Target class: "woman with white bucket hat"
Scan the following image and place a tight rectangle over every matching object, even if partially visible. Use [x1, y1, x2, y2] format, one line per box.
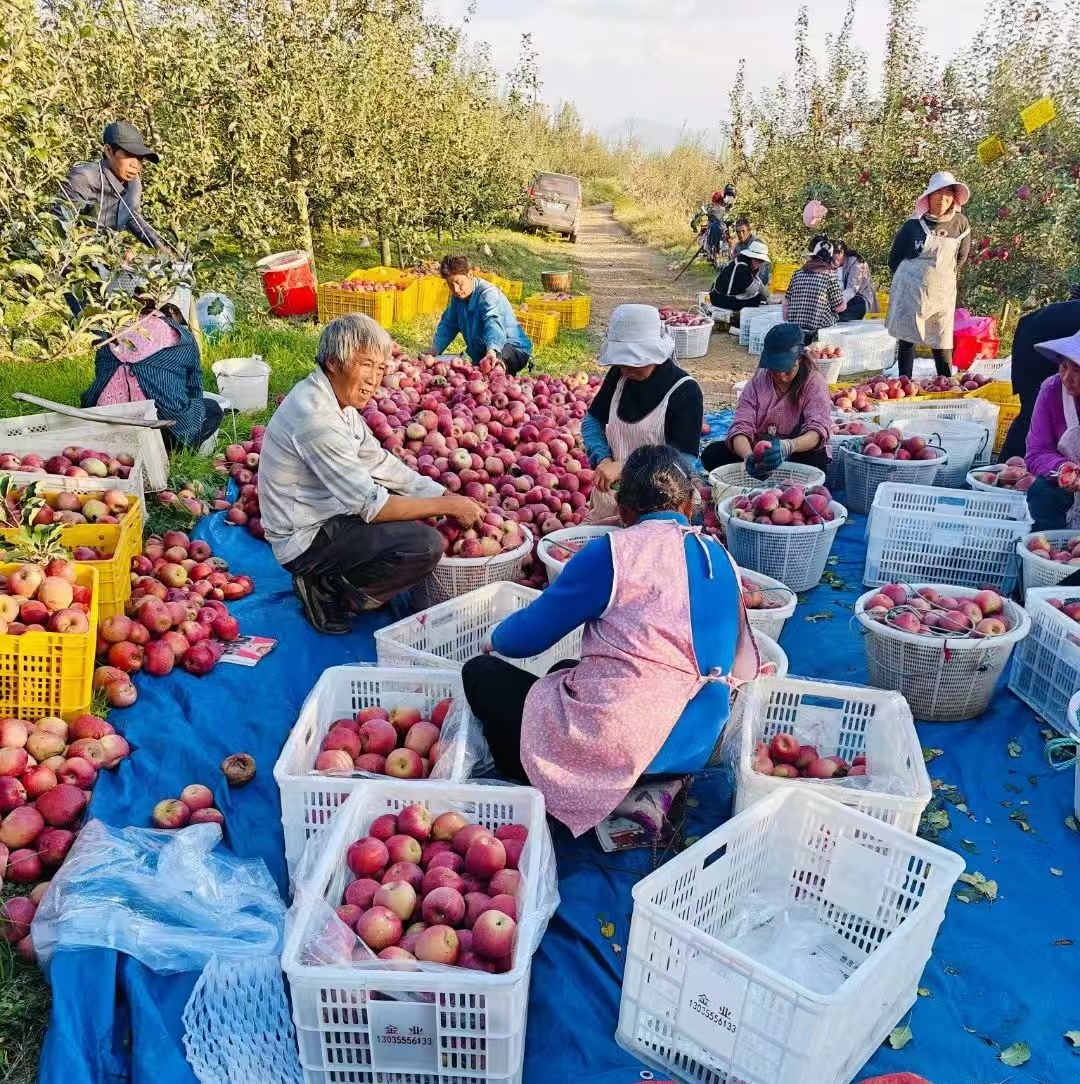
[581, 304, 704, 521]
[887, 170, 972, 378]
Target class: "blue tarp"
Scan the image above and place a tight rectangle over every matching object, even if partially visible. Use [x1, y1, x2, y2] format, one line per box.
[39, 485, 1079, 1084]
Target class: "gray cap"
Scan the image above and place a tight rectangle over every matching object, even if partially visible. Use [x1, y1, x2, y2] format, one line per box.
[103, 121, 159, 163]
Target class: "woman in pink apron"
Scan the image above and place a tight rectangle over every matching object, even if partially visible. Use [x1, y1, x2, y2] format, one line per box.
[886, 171, 972, 378]
[461, 445, 760, 837]
[581, 305, 704, 522]
[1022, 330, 1080, 532]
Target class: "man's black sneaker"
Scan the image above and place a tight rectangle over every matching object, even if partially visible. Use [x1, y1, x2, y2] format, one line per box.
[293, 574, 350, 635]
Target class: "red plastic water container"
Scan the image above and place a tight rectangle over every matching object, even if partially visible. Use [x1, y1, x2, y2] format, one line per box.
[256, 250, 317, 318]
[952, 308, 999, 370]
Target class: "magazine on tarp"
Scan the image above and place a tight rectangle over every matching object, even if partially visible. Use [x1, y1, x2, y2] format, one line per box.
[594, 776, 690, 853]
[217, 635, 277, 666]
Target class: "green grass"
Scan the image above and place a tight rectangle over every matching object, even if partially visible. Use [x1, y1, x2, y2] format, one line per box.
[0, 938, 50, 1084]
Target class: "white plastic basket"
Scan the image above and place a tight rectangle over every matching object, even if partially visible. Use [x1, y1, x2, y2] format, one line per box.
[669, 319, 712, 360]
[739, 304, 782, 347]
[536, 524, 619, 584]
[877, 399, 999, 467]
[739, 568, 797, 639]
[212, 355, 270, 412]
[813, 357, 844, 384]
[283, 780, 547, 1084]
[1017, 530, 1080, 596]
[1008, 587, 1080, 735]
[616, 789, 964, 1084]
[718, 496, 847, 593]
[854, 583, 1030, 721]
[753, 630, 788, 679]
[732, 676, 931, 832]
[816, 325, 897, 376]
[0, 402, 169, 491]
[748, 311, 786, 355]
[708, 461, 826, 505]
[825, 426, 880, 491]
[415, 526, 534, 608]
[374, 582, 581, 676]
[273, 665, 479, 872]
[864, 483, 1031, 593]
[888, 415, 989, 488]
[840, 444, 945, 515]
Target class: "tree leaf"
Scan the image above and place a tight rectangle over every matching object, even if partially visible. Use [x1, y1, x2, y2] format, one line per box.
[1065, 1030, 1080, 1047]
[999, 1041, 1030, 1066]
[1007, 740, 1022, 757]
[887, 1025, 913, 1050]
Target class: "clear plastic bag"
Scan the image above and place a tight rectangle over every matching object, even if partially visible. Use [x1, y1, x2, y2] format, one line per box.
[32, 820, 286, 975]
[429, 695, 493, 781]
[196, 292, 236, 339]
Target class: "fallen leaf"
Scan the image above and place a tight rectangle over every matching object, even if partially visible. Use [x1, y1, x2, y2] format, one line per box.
[1065, 1031, 1080, 1047]
[925, 809, 951, 831]
[999, 1041, 1031, 1067]
[963, 1026, 977, 1034]
[958, 871, 998, 901]
[805, 610, 834, 622]
[1054, 938, 1073, 946]
[1051, 868, 1063, 876]
[887, 1025, 913, 1050]
[955, 803, 969, 814]
[1067, 816, 1079, 833]
[945, 965, 960, 975]
[917, 987, 931, 997]
[598, 921, 615, 939]
[611, 943, 622, 955]
[923, 747, 944, 763]
[960, 839, 979, 853]
[1008, 740, 1022, 758]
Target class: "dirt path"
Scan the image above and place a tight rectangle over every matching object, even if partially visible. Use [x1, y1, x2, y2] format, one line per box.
[573, 203, 756, 409]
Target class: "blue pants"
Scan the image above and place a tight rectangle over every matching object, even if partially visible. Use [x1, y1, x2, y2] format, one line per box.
[1027, 476, 1072, 532]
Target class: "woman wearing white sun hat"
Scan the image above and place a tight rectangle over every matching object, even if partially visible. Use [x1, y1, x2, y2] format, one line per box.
[582, 304, 704, 521]
[887, 170, 972, 378]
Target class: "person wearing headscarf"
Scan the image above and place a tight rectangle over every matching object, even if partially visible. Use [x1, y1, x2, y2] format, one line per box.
[887, 171, 972, 378]
[833, 239, 880, 322]
[701, 322, 832, 476]
[783, 238, 846, 342]
[581, 304, 703, 520]
[460, 444, 759, 837]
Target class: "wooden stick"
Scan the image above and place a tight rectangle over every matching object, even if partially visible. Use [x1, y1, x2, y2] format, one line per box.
[11, 393, 176, 429]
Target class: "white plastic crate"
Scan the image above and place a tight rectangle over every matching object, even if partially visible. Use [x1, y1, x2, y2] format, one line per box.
[718, 496, 847, 593]
[374, 582, 582, 675]
[536, 524, 619, 583]
[1017, 530, 1080, 596]
[739, 568, 797, 640]
[0, 464, 146, 522]
[816, 325, 896, 376]
[616, 789, 964, 1084]
[0, 402, 169, 490]
[748, 312, 786, 356]
[414, 526, 534, 608]
[670, 320, 712, 360]
[864, 483, 1030, 593]
[854, 584, 1030, 721]
[877, 399, 999, 468]
[1009, 587, 1080, 734]
[283, 780, 548, 1084]
[273, 666, 478, 872]
[739, 305, 783, 347]
[888, 415, 989, 488]
[731, 676, 931, 833]
[840, 445, 946, 515]
[708, 461, 826, 505]
[968, 354, 1012, 381]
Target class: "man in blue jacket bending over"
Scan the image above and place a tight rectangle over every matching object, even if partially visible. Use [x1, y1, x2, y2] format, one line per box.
[425, 255, 533, 374]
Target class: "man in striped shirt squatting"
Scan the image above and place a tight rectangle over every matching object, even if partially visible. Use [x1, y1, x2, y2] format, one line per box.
[259, 315, 487, 634]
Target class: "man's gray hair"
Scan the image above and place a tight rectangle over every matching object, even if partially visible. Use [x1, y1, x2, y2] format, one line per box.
[316, 314, 392, 374]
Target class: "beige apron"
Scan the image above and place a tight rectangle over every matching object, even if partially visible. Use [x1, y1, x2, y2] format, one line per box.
[886, 217, 969, 350]
[587, 374, 693, 522]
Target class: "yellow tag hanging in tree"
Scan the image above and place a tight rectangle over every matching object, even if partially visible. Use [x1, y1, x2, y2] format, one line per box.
[1020, 97, 1056, 133]
[977, 135, 1006, 166]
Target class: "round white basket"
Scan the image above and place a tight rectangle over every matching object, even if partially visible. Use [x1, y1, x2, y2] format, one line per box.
[668, 319, 712, 360]
[854, 583, 1030, 721]
[752, 630, 788, 679]
[739, 305, 782, 346]
[813, 357, 844, 384]
[416, 525, 534, 607]
[831, 408, 881, 424]
[826, 423, 881, 491]
[966, 463, 1007, 493]
[537, 524, 619, 584]
[840, 445, 946, 515]
[717, 496, 848, 593]
[1017, 530, 1080, 596]
[708, 460, 826, 505]
[739, 568, 797, 639]
[889, 415, 989, 488]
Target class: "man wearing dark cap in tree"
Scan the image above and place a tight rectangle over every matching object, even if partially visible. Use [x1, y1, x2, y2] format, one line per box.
[57, 120, 174, 256]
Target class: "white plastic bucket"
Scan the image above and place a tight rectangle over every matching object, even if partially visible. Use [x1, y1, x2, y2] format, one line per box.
[212, 356, 270, 412]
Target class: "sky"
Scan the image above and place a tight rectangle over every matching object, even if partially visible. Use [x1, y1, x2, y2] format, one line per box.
[427, 0, 996, 145]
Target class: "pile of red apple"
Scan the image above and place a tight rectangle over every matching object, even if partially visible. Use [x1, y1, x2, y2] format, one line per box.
[214, 428, 266, 540]
[151, 782, 226, 830]
[0, 710, 131, 962]
[336, 803, 526, 971]
[752, 732, 866, 780]
[12, 484, 135, 529]
[851, 429, 942, 461]
[313, 700, 453, 779]
[1024, 533, 1080, 566]
[1046, 597, 1080, 623]
[659, 308, 709, 328]
[861, 583, 1012, 638]
[0, 559, 93, 637]
[0, 447, 136, 481]
[537, 291, 572, 301]
[154, 486, 212, 519]
[805, 343, 844, 361]
[829, 420, 875, 437]
[740, 577, 793, 611]
[728, 483, 836, 527]
[329, 280, 397, 293]
[831, 375, 918, 407]
[916, 372, 993, 395]
[973, 456, 1034, 491]
[830, 386, 877, 413]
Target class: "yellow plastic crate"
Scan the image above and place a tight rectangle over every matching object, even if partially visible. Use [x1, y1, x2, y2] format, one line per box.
[502, 279, 524, 303]
[771, 262, 798, 293]
[516, 307, 560, 347]
[0, 563, 98, 720]
[392, 278, 419, 323]
[964, 381, 1020, 454]
[416, 275, 445, 315]
[317, 284, 396, 328]
[523, 294, 591, 330]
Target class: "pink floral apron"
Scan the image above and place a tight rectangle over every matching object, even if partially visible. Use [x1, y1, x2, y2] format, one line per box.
[519, 518, 760, 836]
[1058, 383, 1080, 529]
[587, 374, 693, 522]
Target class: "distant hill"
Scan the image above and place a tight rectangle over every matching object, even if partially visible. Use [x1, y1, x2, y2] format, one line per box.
[600, 116, 723, 153]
